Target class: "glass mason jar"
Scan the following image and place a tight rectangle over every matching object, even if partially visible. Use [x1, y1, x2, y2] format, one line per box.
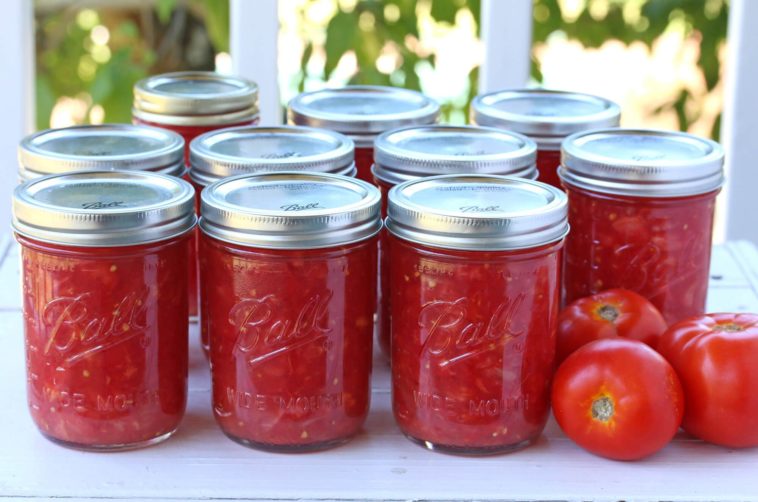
[471, 89, 620, 189]
[371, 125, 539, 360]
[287, 86, 440, 183]
[190, 125, 358, 355]
[13, 171, 196, 451]
[132, 71, 260, 165]
[133, 72, 258, 318]
[199, 172, 381, 452]
[386, 175, 568, 454]
[17, 124, 185, 182]
[560, 129, 725, 325]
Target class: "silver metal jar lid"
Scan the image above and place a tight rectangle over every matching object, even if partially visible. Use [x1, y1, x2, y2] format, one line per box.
[13, 171, 196, 247]
[470, 89, 621, 150]
[386, 174, 568, 251]
[189, 126, 357, 187]
[287, 86, 440, 147]
[559, 129, 725, 197]
[18, 124, 185, 181]
[133, 71, 259, 126]
[372, 125, 538, 186]
[200, 172, 382, 249]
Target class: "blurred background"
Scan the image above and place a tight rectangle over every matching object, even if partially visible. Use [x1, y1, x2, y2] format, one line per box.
[36, 0, 727, 139]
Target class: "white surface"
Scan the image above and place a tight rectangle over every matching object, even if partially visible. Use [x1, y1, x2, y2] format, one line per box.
[230, 0, 280, 125]
[722, 0, 758, 244]
[479, 0, 533, 92]
[0, 0, 34, 227]
[2, 240, 758, 501]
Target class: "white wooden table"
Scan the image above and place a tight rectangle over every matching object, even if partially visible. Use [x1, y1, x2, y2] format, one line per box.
[2, 237, 758, 501]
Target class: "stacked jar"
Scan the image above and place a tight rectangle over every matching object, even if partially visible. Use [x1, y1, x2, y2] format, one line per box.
[18, 124, 185, 182]
[132, 71, 259, 318]
[287, 86, 440, 183]
[13, 171, 196, 451]
[471, 89, 620, 189]
[371, 125, 539, 359]
[199, 172, 381, 451]
[386, 174, 568, 454]
[560, 129, 725, 324]
[189, 126, 358, 354]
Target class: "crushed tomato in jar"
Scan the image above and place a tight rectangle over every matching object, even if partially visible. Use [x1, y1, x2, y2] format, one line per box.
[471, 89, 620, 189]
[386, 174, 568, 454]
[199, 172, 381, 451]
[371, 125, 538, 360]
[13, 171, 196, 451]
[132, 71, 259, 319]
[560, 128, 725, 324]
[287, 86, 440, 183]
[189, 125, 358, 355]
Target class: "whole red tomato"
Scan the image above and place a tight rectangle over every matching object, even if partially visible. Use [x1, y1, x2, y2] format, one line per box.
[657, 313, 758, 448]
[556, 288, 667, 365]
[552, 338, 684, 461]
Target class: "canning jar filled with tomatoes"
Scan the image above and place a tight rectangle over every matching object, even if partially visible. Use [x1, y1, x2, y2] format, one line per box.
[200, 172, 381, 452]
[13, 171, 196, 451]
[560, 129, 725, 325]
[287, 86, 440, 183]
[133, 72, 258, 319]
[470, 89, 620, 188]
[18, 124, 185, 182]
[386, 175, 568, 454]
[190, 126, 358, 354]
[132, 71, 260, 165]
[371, 125, 538, 359]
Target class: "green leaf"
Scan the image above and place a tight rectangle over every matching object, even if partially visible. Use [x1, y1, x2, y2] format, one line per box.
[194, 0, 230, 53]
[156, 0, 177, 24]
[431, 0, 459, 24]
[35, 75, 57, 129]
[325, 10, 358, 77]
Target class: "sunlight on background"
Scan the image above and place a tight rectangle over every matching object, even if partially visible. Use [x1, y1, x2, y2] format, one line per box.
[37, 0, 728, 242]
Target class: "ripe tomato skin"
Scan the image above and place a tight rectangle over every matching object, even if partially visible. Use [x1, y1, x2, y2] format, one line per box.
[556, 289, 668, 365]
[552, 339, 684, 461]
[657, 313, 758, 448]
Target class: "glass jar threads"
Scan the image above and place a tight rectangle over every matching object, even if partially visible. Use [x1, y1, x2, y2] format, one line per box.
[287, 86, 440, 183]
[13, 171, 196, 451]
[471, 89, 620, 188]
[18, 124, 185, 182]
[372, 125, 539, 358]
[132, 71, 260, 163]
[560, 129, 725, 325]
[199, 172, 381, 452]
[386, 175, 568, 454]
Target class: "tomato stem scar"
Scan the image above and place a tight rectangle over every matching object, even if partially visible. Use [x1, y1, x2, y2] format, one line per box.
[591, 395, 615, 422]
[597, 304, 620, 323]
[713, 322, 744, 333]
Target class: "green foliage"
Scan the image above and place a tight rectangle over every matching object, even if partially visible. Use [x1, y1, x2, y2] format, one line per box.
[296, 0, 481, 123]
[34, 0, 229, 129]
[531, 0, 728, 138]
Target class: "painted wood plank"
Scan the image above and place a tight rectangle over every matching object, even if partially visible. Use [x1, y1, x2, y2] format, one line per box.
[230, 0, 280, 125]
[478, 0, 533, 93]
[0, 0, 34, 228]
[722, 0, 758, 244]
